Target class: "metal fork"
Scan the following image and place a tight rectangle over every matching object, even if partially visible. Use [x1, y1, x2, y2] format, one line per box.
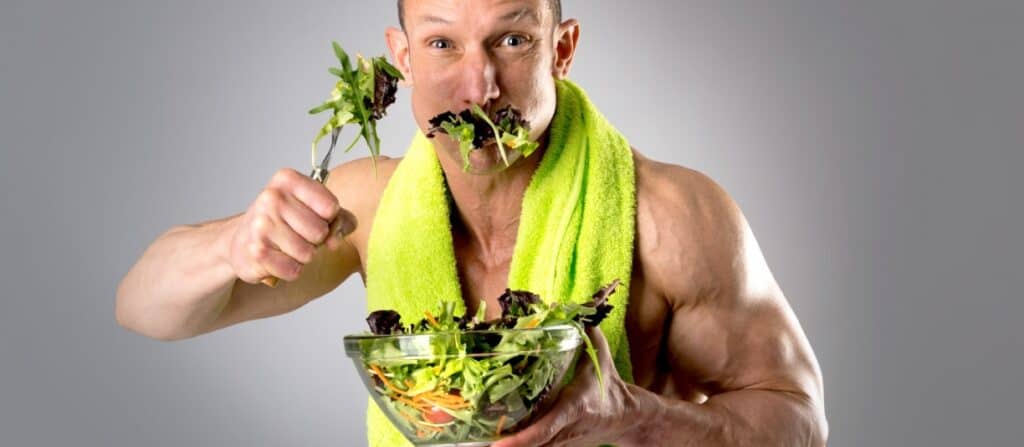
[311, 126, 342, 183]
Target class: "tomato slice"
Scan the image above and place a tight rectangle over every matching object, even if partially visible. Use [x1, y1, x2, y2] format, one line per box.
[423, 406, 455, 424]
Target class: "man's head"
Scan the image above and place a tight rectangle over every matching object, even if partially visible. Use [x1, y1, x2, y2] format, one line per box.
[386, 0, 579, 173]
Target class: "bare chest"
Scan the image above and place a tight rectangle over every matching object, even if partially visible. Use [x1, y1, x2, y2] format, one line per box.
[453, 245, 513, 322]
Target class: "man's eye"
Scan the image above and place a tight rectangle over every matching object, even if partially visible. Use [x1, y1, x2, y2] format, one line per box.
[501, 34, 529, 47]
[429, 39, 452, 49]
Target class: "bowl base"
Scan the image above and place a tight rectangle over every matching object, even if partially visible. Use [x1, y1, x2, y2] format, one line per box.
[413, 439, 497, 443]
[413, 441, 495, 447]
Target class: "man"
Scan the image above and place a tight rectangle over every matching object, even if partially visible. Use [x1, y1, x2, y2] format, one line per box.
[116, 0, 828, 445]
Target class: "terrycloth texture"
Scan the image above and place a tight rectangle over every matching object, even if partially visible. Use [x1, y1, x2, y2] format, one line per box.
[363, 79, 636, 447]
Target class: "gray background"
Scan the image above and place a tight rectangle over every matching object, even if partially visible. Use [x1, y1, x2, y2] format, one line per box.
[1, 0, 1021, 445]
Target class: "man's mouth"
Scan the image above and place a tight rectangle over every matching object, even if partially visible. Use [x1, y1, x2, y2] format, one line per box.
[425, 105, 539, 171]
[425, 105, 530, 149]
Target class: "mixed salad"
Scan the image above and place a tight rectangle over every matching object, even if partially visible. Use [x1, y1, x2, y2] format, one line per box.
[352, 280, 619, 443]
[426, 104, 540, 171]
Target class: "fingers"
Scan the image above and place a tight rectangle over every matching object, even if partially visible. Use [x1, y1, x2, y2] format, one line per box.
[492, 394, 578, 447]
[251, 241, 303, 282]
[235, 227, 302, 284]
[271, 168, 340, 221]
[493, 328, 620, 446]
[332, 206, 359, 237]
[584, 325, 615, 367]
[260, 212, 318, 265]
[271, 169, 358, 241]
[278, 193, 331, 245]
[231, 168, 356, 285]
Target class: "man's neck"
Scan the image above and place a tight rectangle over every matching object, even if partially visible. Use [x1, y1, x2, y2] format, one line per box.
[438, 146, 546, 266]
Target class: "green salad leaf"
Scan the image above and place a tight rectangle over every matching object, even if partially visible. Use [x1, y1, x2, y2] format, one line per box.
[309, 41, 403, 172]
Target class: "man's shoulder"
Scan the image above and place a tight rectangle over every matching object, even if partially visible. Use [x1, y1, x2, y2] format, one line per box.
[633, 149, 740, 234]
[324, 155, 404, 246]
[632, 149, 749, 301]
[326, 155, 402, 204]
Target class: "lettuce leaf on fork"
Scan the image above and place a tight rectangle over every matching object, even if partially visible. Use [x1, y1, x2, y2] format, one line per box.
[308, 41, 403, 171]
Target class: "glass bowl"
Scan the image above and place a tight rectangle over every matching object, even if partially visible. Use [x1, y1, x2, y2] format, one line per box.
[344, 325, 583, 446]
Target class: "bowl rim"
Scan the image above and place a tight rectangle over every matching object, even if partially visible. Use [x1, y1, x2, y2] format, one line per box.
[342, 324, 584, 358]
[341, 323, 581, 342]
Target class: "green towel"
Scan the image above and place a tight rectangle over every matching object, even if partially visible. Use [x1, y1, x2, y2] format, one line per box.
[363, 79, 636, 447]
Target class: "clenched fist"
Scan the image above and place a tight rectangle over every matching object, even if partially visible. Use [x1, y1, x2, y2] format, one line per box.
[227, 168, 357, 285]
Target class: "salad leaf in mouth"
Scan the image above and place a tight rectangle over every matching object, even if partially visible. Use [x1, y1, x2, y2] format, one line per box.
[425, 105, 540, 171]
[308, 41, 403, 171]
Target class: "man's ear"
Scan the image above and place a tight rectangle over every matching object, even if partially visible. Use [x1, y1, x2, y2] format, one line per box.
[385, 27, 413, 86]
[551, 19, 580, 79]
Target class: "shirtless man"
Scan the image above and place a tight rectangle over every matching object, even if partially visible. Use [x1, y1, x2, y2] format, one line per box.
[116, 1, 828, 445]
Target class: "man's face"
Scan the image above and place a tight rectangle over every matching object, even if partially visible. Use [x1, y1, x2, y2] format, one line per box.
[388, 0, 574, 173]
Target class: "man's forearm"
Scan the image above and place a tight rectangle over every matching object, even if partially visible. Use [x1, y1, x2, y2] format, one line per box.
[620, 384, 827, 446]
[115, 216, 240, 340]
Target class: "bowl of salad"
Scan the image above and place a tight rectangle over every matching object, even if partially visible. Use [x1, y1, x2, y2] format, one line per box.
[344, 281, 620, 446]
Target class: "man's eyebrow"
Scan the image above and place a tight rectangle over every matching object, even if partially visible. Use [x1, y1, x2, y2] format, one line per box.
[499, 8, 540, 25]
[417, 15, 452, 25]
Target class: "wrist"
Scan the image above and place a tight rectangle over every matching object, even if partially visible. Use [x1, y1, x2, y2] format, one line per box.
[166, 216, 241, 288]
[211, 215, 241, 275]
[616, 384, 730, 447]
[614, 383, 666, 446]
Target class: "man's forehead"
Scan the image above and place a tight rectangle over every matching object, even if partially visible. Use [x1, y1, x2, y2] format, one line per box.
[405, 0, 549, 25]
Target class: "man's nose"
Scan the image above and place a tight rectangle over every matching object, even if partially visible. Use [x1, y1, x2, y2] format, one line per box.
[456, 47, 500, 108]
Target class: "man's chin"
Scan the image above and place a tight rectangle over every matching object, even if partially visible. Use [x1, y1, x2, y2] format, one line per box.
[460, 143, 525, 175]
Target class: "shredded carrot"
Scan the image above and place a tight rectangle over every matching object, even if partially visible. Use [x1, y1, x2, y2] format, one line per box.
[442, 394, 468, 405]
[397, 395, 431, 411]
[370, 364, 414, 397]
[421, 399, 471, 410]
[424, 311, 439, 327]
[525, 317, 541, 329]
[422, 391, 468, 406]
[496, 415, 507, 435]
[410, 389, 473, 412]
[447, 395, 469, 404]
[418, 398, 452, 409]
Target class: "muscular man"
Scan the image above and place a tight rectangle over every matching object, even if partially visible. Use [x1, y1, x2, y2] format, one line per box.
[116, 1, 828, 445]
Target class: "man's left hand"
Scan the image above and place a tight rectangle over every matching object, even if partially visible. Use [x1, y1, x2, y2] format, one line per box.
[492, 326, 645, 447]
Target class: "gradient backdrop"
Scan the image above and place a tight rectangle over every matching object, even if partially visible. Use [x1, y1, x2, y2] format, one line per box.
[2, 0, 1022, 445]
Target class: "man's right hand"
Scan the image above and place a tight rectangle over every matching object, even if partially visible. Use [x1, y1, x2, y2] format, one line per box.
[227, 168, 357, 285]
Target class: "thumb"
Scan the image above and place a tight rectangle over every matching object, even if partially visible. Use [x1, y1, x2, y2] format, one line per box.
[584, 325, 614, 367]
[331, 207, 358, 237]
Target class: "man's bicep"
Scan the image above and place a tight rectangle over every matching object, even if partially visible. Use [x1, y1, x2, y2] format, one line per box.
[666, 288, 822, 399]
[662, 174, 822, 400]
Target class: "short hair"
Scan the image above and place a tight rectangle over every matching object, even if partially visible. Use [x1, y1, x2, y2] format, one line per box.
[397, 0, 561, 30]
